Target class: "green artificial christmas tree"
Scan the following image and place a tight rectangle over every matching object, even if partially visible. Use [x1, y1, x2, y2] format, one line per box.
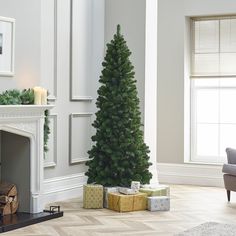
[85, 25, 152, 187]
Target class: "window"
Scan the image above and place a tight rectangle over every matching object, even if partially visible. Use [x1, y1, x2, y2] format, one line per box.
[190, 16, 236, 163]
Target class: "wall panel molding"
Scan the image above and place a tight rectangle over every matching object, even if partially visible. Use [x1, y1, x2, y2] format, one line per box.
[41, 0, 57, 101]
[70, 0, 94, 101]
[44, 114, 58, 168]
[49, 0, 58, 101]
[69, 113, 93, 165]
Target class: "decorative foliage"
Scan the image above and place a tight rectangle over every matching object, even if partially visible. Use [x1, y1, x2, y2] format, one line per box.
[0, 89, 22, 105]
[0, 89, 50, 153]
[44, 110, 50, 153]
[20, 89, 34, 105]
[85, 25, 152, 187]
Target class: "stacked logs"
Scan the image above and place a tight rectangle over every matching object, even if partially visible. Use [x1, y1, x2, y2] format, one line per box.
[0, 183, 18, 215]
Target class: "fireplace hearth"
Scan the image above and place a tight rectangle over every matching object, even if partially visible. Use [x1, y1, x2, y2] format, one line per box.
[0, 207, 63, 233]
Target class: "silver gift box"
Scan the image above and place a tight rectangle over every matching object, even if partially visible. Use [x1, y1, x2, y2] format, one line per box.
[147, 196, 170, 211]
[103, 187, 118, 208]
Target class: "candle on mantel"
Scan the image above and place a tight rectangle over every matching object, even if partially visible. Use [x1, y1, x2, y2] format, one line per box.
[33, 87, 48, 105]
[33, 86, 42, 105]
[41, 88, 47, 105]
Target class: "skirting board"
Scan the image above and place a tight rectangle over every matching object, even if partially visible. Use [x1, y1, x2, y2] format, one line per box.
[157, 163, 224, 187]
[42, 173, 87, 205]
[42, 163, 224, 207]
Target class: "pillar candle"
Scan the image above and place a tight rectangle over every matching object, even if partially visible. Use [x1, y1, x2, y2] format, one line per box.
[33, 87, 41, 105]
[41, 88, 47, 105]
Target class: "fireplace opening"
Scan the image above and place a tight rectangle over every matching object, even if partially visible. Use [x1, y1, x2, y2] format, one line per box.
[0, 130, 63, 233]
[0, 131, 30, 213]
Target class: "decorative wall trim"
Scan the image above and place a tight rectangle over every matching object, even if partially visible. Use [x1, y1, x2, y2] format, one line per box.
[69, 113, 93, 165]
[48, 0, 58, 101]
[70, 96, 93, 101]
[44, 114, 57, 168]
[69, 0, 93, 101]
[157, 163, 224, 187]
[41, 0, 57, 101]
[43, 172, 87, 205]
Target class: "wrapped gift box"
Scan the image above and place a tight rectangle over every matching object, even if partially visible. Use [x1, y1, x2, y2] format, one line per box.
[139, 185, 170, 197]
[147, 196, 170, 211]
[108, 192, 147, 212]
[118, 187, 138, 195]
[83, 184, 103, 209]
[103, 187, 118, 208]
[131, 181, 140, 191]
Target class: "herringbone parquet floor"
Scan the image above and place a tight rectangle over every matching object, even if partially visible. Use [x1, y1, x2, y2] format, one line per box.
[2, 184, 236, 236]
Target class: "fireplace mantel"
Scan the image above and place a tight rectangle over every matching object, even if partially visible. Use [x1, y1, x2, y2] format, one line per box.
[0, 105, 54, 117]
[0, 104, 54, 213]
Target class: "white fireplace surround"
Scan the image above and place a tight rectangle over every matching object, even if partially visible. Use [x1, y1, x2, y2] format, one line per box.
[0, 105, 53, 213]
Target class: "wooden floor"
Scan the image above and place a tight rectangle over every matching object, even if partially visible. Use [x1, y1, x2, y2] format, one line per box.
[3, 185, 236, 236]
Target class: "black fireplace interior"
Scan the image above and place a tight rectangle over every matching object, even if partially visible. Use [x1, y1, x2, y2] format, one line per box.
[1, 131, 31, 212]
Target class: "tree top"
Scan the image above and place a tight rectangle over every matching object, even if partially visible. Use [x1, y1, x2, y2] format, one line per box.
[117, 24, 121, 36]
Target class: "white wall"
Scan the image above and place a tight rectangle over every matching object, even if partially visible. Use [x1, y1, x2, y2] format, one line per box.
[157, 0, 236, 164]
[0, 0, 41, 90]
[42, 0, 104, 179]
[0, 0, 105, 183]
[0, 0, 105, 204]
[0, 0, 148, 185]
[3, 0, 234, 189]
[105, 0, 146, 120]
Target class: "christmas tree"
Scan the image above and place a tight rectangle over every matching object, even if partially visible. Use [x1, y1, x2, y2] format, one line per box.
[85, 25, 152, 187]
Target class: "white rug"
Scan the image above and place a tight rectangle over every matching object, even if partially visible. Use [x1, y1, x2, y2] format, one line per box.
[176, 222, 236, 236]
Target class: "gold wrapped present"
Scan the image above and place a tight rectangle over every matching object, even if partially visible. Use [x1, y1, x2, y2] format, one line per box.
[83, 184, 103, 209]
[139, 185, 170, 197]
[108, 192, 147, 212]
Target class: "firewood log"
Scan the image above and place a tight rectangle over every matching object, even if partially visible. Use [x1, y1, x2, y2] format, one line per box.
[0, 183, 18, 215]
[10, 199, 19, 214]
[0, 203, 11, 215]
[0, 183, 17, 197]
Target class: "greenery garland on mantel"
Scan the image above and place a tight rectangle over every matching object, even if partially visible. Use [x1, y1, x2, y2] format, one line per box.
[0, 89, 50, 153]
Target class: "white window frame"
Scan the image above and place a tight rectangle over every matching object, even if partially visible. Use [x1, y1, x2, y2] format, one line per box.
[190, 15, 236, 164]
[190, 16, 236, 79]
[190, 80, 236, 163]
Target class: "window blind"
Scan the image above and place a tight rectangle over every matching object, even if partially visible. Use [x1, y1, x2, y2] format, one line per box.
[191, 17, 236, 78]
